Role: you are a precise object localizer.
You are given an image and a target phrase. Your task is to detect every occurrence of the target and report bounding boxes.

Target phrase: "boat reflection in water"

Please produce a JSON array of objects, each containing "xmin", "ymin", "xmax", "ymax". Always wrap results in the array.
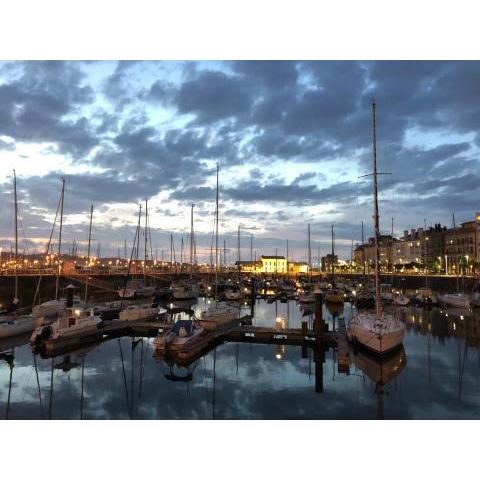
[{"xmin": 352, "ymin": 346, "xmax": 407, "ymax": 419}]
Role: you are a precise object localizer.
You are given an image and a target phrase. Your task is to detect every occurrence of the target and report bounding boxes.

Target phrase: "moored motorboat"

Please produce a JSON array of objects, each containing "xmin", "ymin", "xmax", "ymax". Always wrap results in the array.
[
  {"xmin": 30, "ymin": 309, "xmax": 102, "ymax": 346},
  {"xmin": 153, "ymin": 319, "xmax": 203, "ymax": 352}
]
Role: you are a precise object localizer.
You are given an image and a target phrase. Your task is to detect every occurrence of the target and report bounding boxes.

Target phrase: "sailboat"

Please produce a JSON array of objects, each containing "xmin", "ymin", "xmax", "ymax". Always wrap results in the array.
[
  {"xmin": 0, "ymin": 170, "xmax": 21, "ymax": 319},
  {"xmin": 347, "ymin": 100, "xmax": 405, "ymax": 355},
  {"xmin": 325, "ymin": 225, "xmax": 344, "ymax": 304},
  {"xmin": 198, "ymin": 164, "xmax": 240, "ymax": 331},
  {"xmin": 171, "ymin": 206, "xmax": 200, "ymax": 301},
  {"xmin": 0, "ymin": 171, "xmax": 39, "ymax": 337},
  {"xmin": 298, "ymin": 225, "xmax": 316, "ymax": 305},
  {"xmin": 119, "ymin": 203, "xmax": 156, "ymax": 299},
  {"xmin": 32, "ymin": 179, "xmax": 87, "ymax": 319},
  {"xmin": 224, "ymin": 225, "xmax": 245, "ymax": 301}
]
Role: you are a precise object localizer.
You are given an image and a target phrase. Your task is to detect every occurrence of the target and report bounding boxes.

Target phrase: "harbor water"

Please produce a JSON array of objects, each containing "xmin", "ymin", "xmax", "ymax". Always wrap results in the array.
[{"xmin": 1, "ymin": 297, "xmax": 480, "ymax": 420}]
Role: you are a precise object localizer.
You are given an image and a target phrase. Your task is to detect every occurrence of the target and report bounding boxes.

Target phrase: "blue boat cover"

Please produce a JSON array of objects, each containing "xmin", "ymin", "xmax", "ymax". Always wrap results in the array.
[{"xmin": 171, "ymin": 320, "xmax": 194, "ymax": 336}]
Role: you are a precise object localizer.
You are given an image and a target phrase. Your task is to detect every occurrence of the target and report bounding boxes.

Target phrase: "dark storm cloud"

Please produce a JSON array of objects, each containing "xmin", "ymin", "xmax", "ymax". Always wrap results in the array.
[
  {"xmin": 369, "ymin": 61, "xmax": 480, "ymax": 133},
  {"xmin": 223, "ymin": 177, "xmax": 368, "ymax": 206},
  {"xmin": 175, "ymin": 70, "xmax": 253, "ymax": 124},
  {"xmin": 17, "ymin": 171, "xmax": 161, "ymax": 214},
  {"xmin": 104, "ymin": 125, "xmax": 216, "ymax": 189},
  {"xmin": 0, "ymin": 61, "xmax": 96, "ymax": 158},
  {"xmin": 102, "ymin": 60, "xmax": 143, "ymax": 109},
  {"xmin": 232, "ymin": 60, "xmax": 299, "ymax": 88}
]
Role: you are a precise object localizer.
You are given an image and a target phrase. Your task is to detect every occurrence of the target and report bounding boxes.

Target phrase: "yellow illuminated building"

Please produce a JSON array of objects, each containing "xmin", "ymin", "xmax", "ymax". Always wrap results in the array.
[
  {"xmin": 236, "ymin": 256, "xmax": 308, "ymax": 275},
  {"xmin": 260, "ymin": 255, "xmax": 287, "ymax": 273}
]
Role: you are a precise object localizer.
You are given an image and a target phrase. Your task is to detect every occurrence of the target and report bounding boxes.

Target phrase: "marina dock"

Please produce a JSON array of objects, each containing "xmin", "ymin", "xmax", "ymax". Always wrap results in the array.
[{"xmin": 38, "ymin": 293, "xmax": 346, "ymax": 368}]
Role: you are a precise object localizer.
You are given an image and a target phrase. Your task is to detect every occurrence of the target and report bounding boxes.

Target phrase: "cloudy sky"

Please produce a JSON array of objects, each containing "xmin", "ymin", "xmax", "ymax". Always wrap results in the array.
[{"xmin": 0, "ymin": 60, "xmax": 479, "ymax": 263}]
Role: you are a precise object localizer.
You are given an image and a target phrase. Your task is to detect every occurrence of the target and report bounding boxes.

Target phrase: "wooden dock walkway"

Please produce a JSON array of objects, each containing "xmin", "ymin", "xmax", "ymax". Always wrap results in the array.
[
  {"xmin": 223, "ymin": 325, "xmax": 337, "ymax": 347},
  {"xmin": 38, "ymin": 292, "xmax": 353, "ymax": 374}
]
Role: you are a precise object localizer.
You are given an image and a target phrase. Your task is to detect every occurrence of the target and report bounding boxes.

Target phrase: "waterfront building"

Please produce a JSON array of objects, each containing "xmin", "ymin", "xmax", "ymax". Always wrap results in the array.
[
  {"xmin": 236, "ymin": 255, "xmax": 288, "ymax": 274},
  {"xmin": 393, "ymin": 225, "xmax": 446, "ymax": 269},
  {"xmin": 354, "ymin": 236, "xmax": 392, "ymax": 272},
  {"xmin": 236, "ymin": 256, "xmax": 307, "ymax": 274},
  {"xmin": 288, "ymin": 261, "xmax": 309, "ymax": 274},
  {"xmin": 444, "ymin": 213, "xmax": 480, "ymax": 275},
  {"xmin": 235, "ymin": 260, "xmax": 260, "ymax": 273},
  {"xmin": 259, "ymin": 255, "xmax": 287, "ymax": 274}
]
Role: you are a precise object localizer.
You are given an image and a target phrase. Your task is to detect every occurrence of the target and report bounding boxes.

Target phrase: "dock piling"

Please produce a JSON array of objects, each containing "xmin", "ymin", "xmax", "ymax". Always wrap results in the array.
[{"xmin": 314, "ymin": 292, "xmax": 325, "ymax": 334}]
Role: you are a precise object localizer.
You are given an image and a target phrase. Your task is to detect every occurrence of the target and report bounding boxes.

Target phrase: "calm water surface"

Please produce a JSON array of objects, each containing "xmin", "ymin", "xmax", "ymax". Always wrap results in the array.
[{"xmin": 1, "ymin": 297, "xmax": 480, "ymax": 419}]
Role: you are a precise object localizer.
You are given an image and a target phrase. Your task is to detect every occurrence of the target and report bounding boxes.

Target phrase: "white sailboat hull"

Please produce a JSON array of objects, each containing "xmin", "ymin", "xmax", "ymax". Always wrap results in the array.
[{"xmin": 348, "ymin": 312, "xmax": 405, "ymax": 355}]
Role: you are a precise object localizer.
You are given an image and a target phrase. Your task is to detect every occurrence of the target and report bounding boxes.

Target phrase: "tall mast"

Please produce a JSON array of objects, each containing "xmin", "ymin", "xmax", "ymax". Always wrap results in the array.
[
  {"xmin": 250, "ymin": 233, "xmax": 253, "ymax": 262},
  {"xmin": 190, "ymin": 203, "xmax": 194, "ymax": 278},
  {"xmin": 136, "ymin": 204, "xmax": 142, "ymax": 276},
  {"xmin": 319, "ymin": 243, "xmax": 322, "ymax": 274},
  {"xmin": 372, "ymin": 99, "xmax": 382, "ymax": 320},
  {"xmin": 390, "ymin": 217, "xmax": 394, "ymax": 285},
  {"xmin": 144, "ymin": 199, "xmax": 148, "ymax": 281},
  {"xmin": 307, "ymin": 224, "xmax": 311, "ymax": 281},
  {"xmin": 424, "ymin": 218, "xmax": 428, "ymax": 288},
  {"xmin": 215, "ymin": 163, "xmax": 219, "ymax": 299},
  {"xmin": 237, "ymin": 224, "xmax": 241, "ymax": 280},
  {"xmin": 361, "ymin": 220, "xmax": 366, "ymax": 280},
  {"xmin": 286, "ymin": 239, "xmax": 289, "ymax": 262},
  {"xmin": 84, "ymin": 205, "xmax": 93, "ymax": 304},
  {"xmin": 331, "ymin": 224, "xmax": 335, "ymax": 286},
  {"xmin": 13, "ymin": 170, "xmax": 18, "ymax": 300},
  {"xmin": 223, "ymin": 239, "xmax": 226, "ymax": 270},
  {"xmin": 180, "ymin": 236, "xmax": 184, "ymax": 272},
  {"xmin": 55, "ymin": 178, "xmax": 65, "ymax": 301}
]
